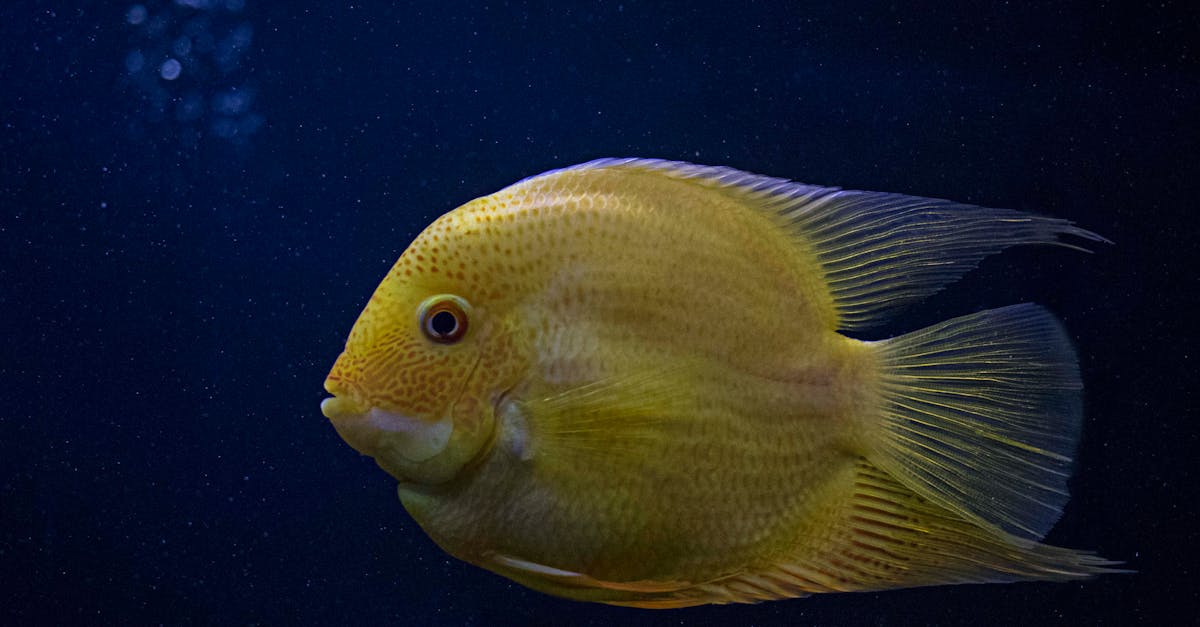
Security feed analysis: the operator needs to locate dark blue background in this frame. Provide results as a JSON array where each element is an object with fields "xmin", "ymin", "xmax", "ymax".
[{"xmin": 2, "ymin": 1, "xmax": 1196, "ymax": 624}]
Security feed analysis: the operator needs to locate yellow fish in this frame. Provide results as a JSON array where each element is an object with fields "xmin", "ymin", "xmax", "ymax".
[{"xmin": 321, "ymin": 158, "xmax": 1118, "ymax": 608}]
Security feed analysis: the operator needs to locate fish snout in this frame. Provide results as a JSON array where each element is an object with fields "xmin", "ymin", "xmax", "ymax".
[
  {"xmin": 322, "ymin": 396, "xmax": 452, "ymax": 457},
  {"xmin": 321, "ymin": 372, "xmax": 456, "ymax": 482},
  {"xmin": 320, "ymin": 352, "xmax": 493, "ymax": 485}
]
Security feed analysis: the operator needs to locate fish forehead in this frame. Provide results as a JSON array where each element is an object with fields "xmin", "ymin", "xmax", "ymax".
[{"xmin": 399, "ymin": 166, "xmax": 771, "ymax": 286}]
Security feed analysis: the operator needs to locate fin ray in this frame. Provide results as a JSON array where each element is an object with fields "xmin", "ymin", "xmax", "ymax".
[
  {"xmin": 866, "ymin": 303, "xmax": 1085, "ymax": 540},
  {"xmin": 583, "ymin": 461, "xmax": 1121, "ymax": 608},
  {"xmin": 518, "ymin": 363, "xmax": 702, "ymax": 465}
]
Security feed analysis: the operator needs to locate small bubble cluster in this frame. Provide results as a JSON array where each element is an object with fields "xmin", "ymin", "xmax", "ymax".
[{"xmin": 120, "ymin": 1, "xmax": 263, "ymax": 150}]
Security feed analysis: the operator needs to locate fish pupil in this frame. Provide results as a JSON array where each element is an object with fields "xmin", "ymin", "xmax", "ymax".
[{"xmin": 430, "ymin": 310, "xmax": 458, "ymax": 336}]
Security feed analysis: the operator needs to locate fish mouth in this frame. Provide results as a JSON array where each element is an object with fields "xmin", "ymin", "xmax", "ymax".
[{"xmin": 320, "ymin": 394, "xmax": 453, "ymax": 465}]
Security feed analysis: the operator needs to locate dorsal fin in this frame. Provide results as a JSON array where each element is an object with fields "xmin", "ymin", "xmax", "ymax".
[{"xmin": 544, "ymin": 158, "xmax": 1107, "ymax": 331}]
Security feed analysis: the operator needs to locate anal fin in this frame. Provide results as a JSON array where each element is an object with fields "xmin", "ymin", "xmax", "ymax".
[
  {"xmin": 649, "ymin": 460, "xmax": 1119, "ymax": 607},
  {"xmin": 484, "ymin": 458, "xmax": 1120, "ymax": 609}
]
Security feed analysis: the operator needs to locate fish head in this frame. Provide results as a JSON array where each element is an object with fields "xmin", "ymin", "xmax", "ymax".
[{"xmin": 321, "ymin": 206, "xmax": 530, "ymax": 486}]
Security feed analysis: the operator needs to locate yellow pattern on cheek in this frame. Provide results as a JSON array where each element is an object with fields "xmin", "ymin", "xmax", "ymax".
[{"xmin": 329, "ymin": 318, "xmax": 474, "ymax": 417}]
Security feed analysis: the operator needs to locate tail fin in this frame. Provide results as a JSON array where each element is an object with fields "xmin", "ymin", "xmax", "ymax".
[{"xmin": 865, "ymin": 303, "xmax": 1084, "ymax": 541}]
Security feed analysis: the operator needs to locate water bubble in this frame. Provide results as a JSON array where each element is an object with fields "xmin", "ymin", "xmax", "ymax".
[
  {"xmin": 126, "ymin": 4, "xmax": 147, "ymax": 25},
  {"xmin": 160, "ymin": 58, "xmax": 183, "ymax": 80},
  {"xmin": 212, "ymin": 88, "xmax": 252, "ymax": 115},
  {"xmin": 214, "ymin": 23, "xmax": 253, "ymax": 72},
  {"xmin": 121, "ymin": 0, "xmax": 264, "ymax": 153},
  {"xmin": 124, "ymin": 50, "xmax": 145, "ymax": 74}
]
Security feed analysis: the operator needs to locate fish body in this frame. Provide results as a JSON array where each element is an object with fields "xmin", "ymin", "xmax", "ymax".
[{"xmin": 322, "ymin": 159, "xmax": 1117, "ymax": 607}]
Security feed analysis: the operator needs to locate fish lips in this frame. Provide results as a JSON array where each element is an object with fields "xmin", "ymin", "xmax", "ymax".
[{"xmin": 320, "ymin": 395, "xmax": 454, "ymax": 467}]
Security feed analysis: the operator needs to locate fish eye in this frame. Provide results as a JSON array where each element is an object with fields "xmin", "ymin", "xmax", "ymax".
[{"xmin": 419, "ymin": 295, "xmax": 470, "ymax": 344}]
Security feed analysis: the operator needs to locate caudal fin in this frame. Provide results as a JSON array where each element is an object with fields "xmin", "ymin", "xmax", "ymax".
[{"xmin": 866, "ymin": 303, "xmax": 1086, "ymax": 541}]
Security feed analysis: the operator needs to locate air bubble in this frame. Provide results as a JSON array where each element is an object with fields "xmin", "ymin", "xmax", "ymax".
[
  {"xmin": 125, "ymin": 50, "xmax": 145, "ymax": 74},
  {"xmin": 126, "ymin": 4, "xmax": 148, "ymax": 25},
  {"xmin": 213, "ymin": 88, "xmax": 252, "ymax": 115},
  {"xmin": 160, "ymin": 58, "xmax": 183, "ymax": 80},
  {"xmin": 121, "ymin": 0, "xmax": 263, "ymax": 151}
]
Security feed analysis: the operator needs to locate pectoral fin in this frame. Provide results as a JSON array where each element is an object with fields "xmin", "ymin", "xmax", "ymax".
[{"xmin": 517, "ymin": 363, "xmax": 702, "ymax": 465}]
